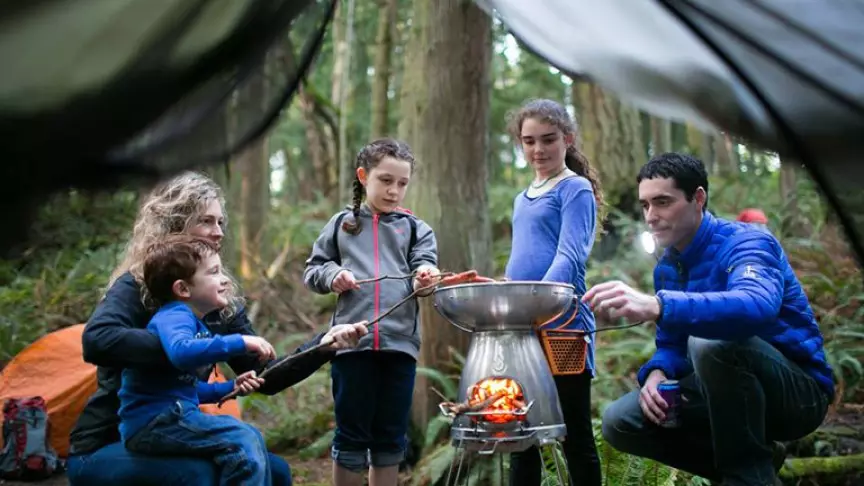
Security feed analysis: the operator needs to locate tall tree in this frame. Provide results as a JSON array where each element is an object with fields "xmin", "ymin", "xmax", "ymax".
[
  {"xmin": 572, "ymin": 82, "xmax": 645, "ymax": 213},
  {"xmin": 370, "ymin": 0, "xmax": 398, "ymax": 138},
  {"xmin": 398, "ymin": 0, "xmax": 493, "ymax": 428}
]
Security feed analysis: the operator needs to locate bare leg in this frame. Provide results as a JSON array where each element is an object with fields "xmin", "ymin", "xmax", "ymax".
[
  {"xmin": 369, "ymin": 464, "xmax": 399, "ymax": 486},
  {"xmin": 333, "ymin": 462, "xmax": 364, "ymax": 486}
]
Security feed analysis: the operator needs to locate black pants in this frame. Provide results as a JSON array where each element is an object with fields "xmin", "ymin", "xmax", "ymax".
[{"xmin": 509, "ymin": 373, "xmax": 601, "ymax": 486}]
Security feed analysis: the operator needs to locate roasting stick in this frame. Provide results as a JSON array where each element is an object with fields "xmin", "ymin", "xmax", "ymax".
[{"xmin": 217, "ymin": 270, "xmax": 488, "ymax": 407}]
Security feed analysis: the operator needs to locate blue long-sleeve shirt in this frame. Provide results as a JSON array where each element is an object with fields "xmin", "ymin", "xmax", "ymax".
[
  {"xmin": 118, "ymin": 301, "xmax": 248, "ymax": 441},
  {"xmin": 505, "ymin": 175, "xmax": 597, "ymax": 375}
]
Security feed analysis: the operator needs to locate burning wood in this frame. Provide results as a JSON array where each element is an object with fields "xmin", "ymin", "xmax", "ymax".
[
  {"xmin": 440, "ymin": 391, "xmax": 508, "ymax": 416},
  {"xmin": 438, "ymin": 377, "xmax": 528, "ymax": 424}
]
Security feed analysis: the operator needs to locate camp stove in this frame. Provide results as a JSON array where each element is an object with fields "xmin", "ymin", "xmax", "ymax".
[{"xmin": 432, "ymin": 281, "xmax": 577, "ymax": 485}]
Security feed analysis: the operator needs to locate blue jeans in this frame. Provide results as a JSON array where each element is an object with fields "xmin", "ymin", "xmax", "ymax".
[
  {"xmin": 68, "ymin": 408, "xmax": 292, "ymax": 486},
  {"xmin": 601, "ymin": 337, "xmax": 829, "ymax": 486},
  {"xmin": 124, "ymin": 402, "xmax": 271, "ymax": 486},
  {"xmin": 67, "ymin": 443, "xmax": 292, "ymax": 486},
  {"xmin": 331, "ymin": 351, "xmax": 417, "ymax": 472}
]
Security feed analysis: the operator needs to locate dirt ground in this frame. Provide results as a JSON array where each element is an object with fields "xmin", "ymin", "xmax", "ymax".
[{"xmin": 3, "ymin": 405, "xmax": 862, "ymax": 486}]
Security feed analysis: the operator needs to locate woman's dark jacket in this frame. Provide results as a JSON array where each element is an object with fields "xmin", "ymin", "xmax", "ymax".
[{"xmin": 68, "ymin": 272, "xmax": 333, "ymax": 455}]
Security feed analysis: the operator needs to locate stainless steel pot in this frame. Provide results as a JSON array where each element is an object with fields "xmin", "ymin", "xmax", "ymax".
[{"xmin": 432, "ymin": 281, "xmax": 576, "ymax": 454}]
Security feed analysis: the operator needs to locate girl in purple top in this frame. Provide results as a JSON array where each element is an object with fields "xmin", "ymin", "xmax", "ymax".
[{"xmin": 504, "ymin": 99, "xmax": 604, "ymax": 486}]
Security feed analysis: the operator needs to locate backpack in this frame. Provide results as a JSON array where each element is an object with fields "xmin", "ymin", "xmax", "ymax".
[
  {"xmin": 0, "ymin": 397, "xmax": 60, "ymax": 480},
  {"xmin": 332, "ymin": 211, "xmax": 417, "ymax": 264}
]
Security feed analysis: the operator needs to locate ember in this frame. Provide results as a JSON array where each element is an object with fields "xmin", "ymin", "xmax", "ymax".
[{"xmin": 468, "ymin": 377, "xmax": 526, "ymax": 423}]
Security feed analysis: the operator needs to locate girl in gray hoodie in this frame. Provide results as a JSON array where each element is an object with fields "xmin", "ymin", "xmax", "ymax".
[{"xmin": 303, "ymin": 138, "xmax": 439, "ymax": 486}]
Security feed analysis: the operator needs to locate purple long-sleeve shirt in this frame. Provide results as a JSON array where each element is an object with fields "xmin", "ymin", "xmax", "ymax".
[{"xmin": 505, "ymin": 175, "xmax": 597, "ymax": 374}]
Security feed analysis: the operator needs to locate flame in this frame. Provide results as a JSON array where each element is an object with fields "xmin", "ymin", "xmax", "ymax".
[{"xmin": 468, "ymin": 377, "xmax": 525, "ymax": 423}]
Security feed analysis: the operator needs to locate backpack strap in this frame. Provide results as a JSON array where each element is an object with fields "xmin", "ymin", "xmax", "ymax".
[
  {"xmin": 332, "ymin": 211, "xmax": 417, "ymax": 265},
  {"xmin": 332, "ymin": 211, "xmax": 349, "ymax": 265}
]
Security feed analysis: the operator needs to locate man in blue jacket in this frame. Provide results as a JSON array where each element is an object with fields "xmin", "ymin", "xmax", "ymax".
[{"xmin": 585, "ymin": 153, "xmax": 833, "ymax": 486}]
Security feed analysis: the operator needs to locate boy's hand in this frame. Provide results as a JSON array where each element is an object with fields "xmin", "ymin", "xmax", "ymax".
[
  {"xmin": 331, "ymin": 270, "xmax": 360, "ymax": 294},
  {"xmin": 242, "ymin": 336, "xmax": 276, "ymax": 363},
  {"xmin": 233, "ymin": 370, "xmax": 265, "ymax": 396},
  {"xmin": 414, "ymin": 266, "xmax": 441, "ymax": 296}
]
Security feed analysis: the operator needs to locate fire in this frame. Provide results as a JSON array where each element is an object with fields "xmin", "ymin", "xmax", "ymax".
[{"xmin": 468, "ymin": 377, "xmax": 526, "ymax": 424}]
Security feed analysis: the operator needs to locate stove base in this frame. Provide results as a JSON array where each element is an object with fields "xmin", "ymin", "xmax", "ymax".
[{"xmin": 450, "ymin": 424, "xmax": 567, "ymax": 454}]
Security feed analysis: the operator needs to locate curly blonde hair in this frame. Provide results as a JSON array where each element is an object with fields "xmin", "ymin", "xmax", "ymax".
[{"xmin": 110, "ymin": 171, "xmax": 244, "ymax": 317}]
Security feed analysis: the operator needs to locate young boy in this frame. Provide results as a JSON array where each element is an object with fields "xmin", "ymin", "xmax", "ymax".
[{"xmin": 118, "ymin": 235, "xmax": 277, "ymax": 486}]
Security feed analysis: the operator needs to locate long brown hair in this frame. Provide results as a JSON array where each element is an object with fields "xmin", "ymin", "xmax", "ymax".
[
  {"xmin": 506, "ymin": 98, "xmax": 607, "ymax": 225},
  {"xmin": 343, "ymin": 138, "xmax": 416, "ymax": 235}
]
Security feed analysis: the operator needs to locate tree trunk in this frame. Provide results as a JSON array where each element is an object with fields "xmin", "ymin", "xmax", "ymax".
[
  {"xmin": 237, "ymin": 138, "xmax": 269, "ymax": 282},
  {"xmin": 371, "ymin": 0, "xmax": 398, "ymax": 138},
  {"xmin": 572, "ymin": 82, "xmax": 644, "ymax": 213},
  {"xmin": 336, "ymin": 0, "xmax": 356, "ymax": 205},
  {"xmin": 399, "ymin": 0, "xmax": 492, "ymax": 430},
  {"xmin": 780, "ymin": 157, "xmax": 808, "ymax": 237},
  {"xmin": 714, "ymin": 133, "xmax": 740, "ymax": 176},
  {"xmin": 651, "ymin": 117, "xmax": 672, "ymax": 155},
  {"xmin": 298, "ymin": 84, "xmax": 332, "ymax": 198}
]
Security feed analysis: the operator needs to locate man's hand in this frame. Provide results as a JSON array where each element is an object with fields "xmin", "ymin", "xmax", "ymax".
[
  {"xmin": 331, "ymin": 270, "xmax": 360, "ymax": 294},
  {"xmin": 582, "ymin": 280, "xmax": 661, "ymax": 323},
  {"xmin": 414, "ymin": 266, "xmax": 442, "ymax": 296},
  {"xmin": 639, "ymin": 369, "xmax": 670, "ymax": 425},
  {"xmin": 233, "ymin": 370, "xmax": 265, "ymax": 396},
  {"xmin": 323, "ymin": 322, "xmax": 369, "ymax": 349},
  {"xmin": 242, "ymin": 336, "xmax": 276, "ymax": 363}
]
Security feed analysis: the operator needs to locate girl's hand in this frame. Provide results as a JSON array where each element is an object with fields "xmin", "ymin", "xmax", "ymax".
[
  {"xmin": 233, "ymin": 371, "xmax": 265, "ymax": 396},
  {"xmin": 331, "ymin": 270, "xmax": 360, "ymax": 294},
  {"xmin": 414, "ymin": 266, "xmax": 442, "ymax": 295}
]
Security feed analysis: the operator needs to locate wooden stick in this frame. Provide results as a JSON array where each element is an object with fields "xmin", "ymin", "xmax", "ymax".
[
  {"xmin": 216, "ymin": 269, "xmax": 489, "ymax": 406},
  {"xmin": 441, "ymin": 391, "xmax": 508, "ymax": 416},
  {"xmin": 218, "ymin": 279, "xmax": 440, "ymax": 406}
]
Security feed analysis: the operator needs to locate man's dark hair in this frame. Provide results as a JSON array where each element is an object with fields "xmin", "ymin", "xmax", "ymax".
[
  {"xmin": 143, "ymin": 235, "xmax": 219, "ymax": 306},
  {"xmin": 637, "ymin": 152, "xmax": 710, "ymax": 209}
]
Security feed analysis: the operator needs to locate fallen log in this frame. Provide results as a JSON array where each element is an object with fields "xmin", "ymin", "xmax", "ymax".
[{"xmin": 779, "ymin": 453, "xmax": 864, "ymax": 483}]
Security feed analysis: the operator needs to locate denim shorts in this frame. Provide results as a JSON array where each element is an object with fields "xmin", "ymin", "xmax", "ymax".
[{"xmin": 330, "ymin": 351, "xmax": 417, "ymax": 472}]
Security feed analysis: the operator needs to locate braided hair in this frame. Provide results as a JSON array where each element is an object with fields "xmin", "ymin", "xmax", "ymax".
[{"xmin": 342, "ymin": 138, "xmax": 416, "ymax": 235}]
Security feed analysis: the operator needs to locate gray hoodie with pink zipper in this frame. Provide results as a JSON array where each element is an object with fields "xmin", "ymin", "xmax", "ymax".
[{"xmin": 303, "ymin": 205, "xmax": 438, "ymax": 359}]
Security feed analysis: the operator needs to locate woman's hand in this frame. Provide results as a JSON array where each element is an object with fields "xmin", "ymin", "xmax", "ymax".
[
  {"xmin": 241, "ymin": 336, "xmax": 276, "ymax": 363},
  {"xmin": 233, "ymin": 370, "xmax": 265, "ymax": 396},
  {"xmin": 322, "ymin": 322, "xmax": 370, "ymax": 349},
  {"xmin": 331, "ymin": 270, "xmax": 360, "ymax": 294}
]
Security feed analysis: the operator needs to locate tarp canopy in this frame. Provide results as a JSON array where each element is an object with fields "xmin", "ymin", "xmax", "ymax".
[
  {"xmin": 0, "ymin": 0, "xmax": 334, "ymax": 255},
  {"xmin": 0, "ymin": 0, "xmax": 863, "ymax": 268}
]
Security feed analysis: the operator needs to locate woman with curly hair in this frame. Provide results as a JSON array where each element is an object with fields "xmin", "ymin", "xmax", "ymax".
[{"xmin": 67, "ymin": 171, "xmax": 367, "ymax": 486}]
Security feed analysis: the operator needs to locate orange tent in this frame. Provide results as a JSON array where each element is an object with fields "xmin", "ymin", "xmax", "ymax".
[{"xmin": 0, "ymin": 324, "xmax": 241, "ymax": 458}]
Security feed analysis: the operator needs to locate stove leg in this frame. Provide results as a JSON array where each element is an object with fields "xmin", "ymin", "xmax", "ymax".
[
  {"xmin": 447, "ymin": 445, "xmax": 474, "ymax": 486},
  {"xmin": 539, "ymin": 442, "xmax": 571, "ymax": 486}
]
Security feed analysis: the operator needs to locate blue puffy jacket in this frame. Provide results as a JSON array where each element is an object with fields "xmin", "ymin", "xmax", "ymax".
[{"xmin": 637, "ymin": 212, "xmax": 835, "ymax": 398}]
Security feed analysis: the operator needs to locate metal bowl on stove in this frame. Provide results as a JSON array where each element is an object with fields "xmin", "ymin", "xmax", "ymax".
[{"xmin": 432, "ymin": 281, "xmax": 575, "ymax": 332}]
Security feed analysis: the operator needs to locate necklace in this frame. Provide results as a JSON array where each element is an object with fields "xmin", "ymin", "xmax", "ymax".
[{"xmin": 530, "ymin": 167, "xmax": 567, "ymax": 189}]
